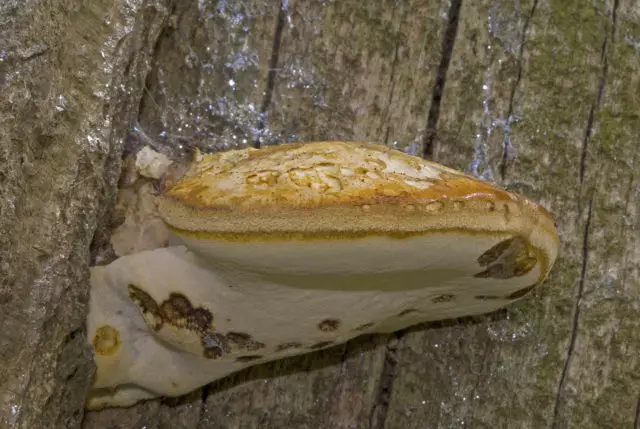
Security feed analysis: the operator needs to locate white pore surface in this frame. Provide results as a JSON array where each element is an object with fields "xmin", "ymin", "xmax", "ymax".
[{"xmin": 87, "ymin": 233, "xmax": 541, "ymax": 408}]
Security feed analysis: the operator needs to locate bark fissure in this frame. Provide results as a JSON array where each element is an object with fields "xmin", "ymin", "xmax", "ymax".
[
  {"xmin": 369, "ymin": 334, "xmax": 399, "ymax": 429},
  {"xmin": 422, "ymin": 0, "xmax": 462, "ymax": 159},
  {"xmin": 499, "ymin": 0, "xmax": 537, "ymax": 181},
  {"xmin": 382, "ymin": 40, "xmax": 400, "ymax": 145},
  {"xmin": 579, "ymin": 33, "xmax": 609, "ymax": 186},
  {"xmin": 611, "ymin": 0, "xmax": 619, "ymax": 43},
  {"xmin": 199, "ymin": 384, "xmax": 211, "ymax": 421},
  {"xmin": 254, "ymin": 1, "xmax": 286, "ymax": 149},
  {"xmin": 136, "ymin": 3, "xmax": 176, "ymax": 121},
  {"xmin": 551, "ymin": 194, "xmax": 594, "ymax": 429}
]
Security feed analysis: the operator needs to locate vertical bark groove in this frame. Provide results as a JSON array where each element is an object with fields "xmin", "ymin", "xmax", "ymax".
[
  {"xmin": 579, "ymin": 36, "xmax": 608, "ymax": 187},
  {"xmin": 551, "ymin": 193, "xmax": 594, "ymax": 429},
  {"xmin": 422, "ymin": 0, "xmax": 462, "ymax": 160},
  {"xmin": 369, "ymin": 335, "xmax": 399, "ymax": 429},
  {"xmin": 499, "ymin": 0, "xmax": 537, "ymax": 182},
  {"xmin": 382, "ymin": 40, "xmax": 400, "ymax": 145},
  {"xmin": 255, "ymin": 0, "xmax": 286, "ymax": 149}
]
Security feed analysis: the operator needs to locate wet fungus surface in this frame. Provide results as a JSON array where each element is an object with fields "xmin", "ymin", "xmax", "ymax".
[{"xmin": 86, "ymin": 141, "xmax": 559, "ymax": 409}]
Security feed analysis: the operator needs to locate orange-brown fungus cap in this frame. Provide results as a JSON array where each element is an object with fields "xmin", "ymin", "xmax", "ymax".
[{"xmin": 157, "ymin": 141, "xmax": 557, "ymax": 245}]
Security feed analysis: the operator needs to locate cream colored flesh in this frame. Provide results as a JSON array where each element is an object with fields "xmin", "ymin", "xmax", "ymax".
[{"xmin": 87, "ymin": 231, "xmax": 547, "ymax": 409}]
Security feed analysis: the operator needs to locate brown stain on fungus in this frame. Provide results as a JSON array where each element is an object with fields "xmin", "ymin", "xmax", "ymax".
[
  {"xmin": 309, "ymin": 341, "xmax": 334, "ymax": 350},
  {"xmin": 128, "ymin": 284, "xmax": 163, "ymax": 331},
  {"xmin": 475, "ymin": 295, "xmax": 504, "ymax": 301},
  {"xmin": 235, "ymin": 355, "xmax": 263, "ymax": 362},
  {"xmin": 226, "ymin": 331, "xmax": 265, "ymax": 351},
  {"xmin": 354, "ymin": 322, "xmax": 374, "ymax": 331},
  {"xmin": 159, "ymin": 292, "xmax": 213, "ymax": 332},
  {"xmin": 93, "ymin": 325, "xmax": 121, "ymax": 356},
  {"xmin": 475, "ymin": 284, "xmax": 538, "ymax": 302},
  {"xmin": 128, "ymin": 285, "xmax": 271, "ymax": 360},
  {"xmin": 431, "ymin": 294, "xmax": 455, "ymax": 303},
  {"xmin": 506, "ymin": 284, "xmax": 538, "ymax": 300},
  {"xmin": 474, "ymin": 236, "xmax": 538, "ymax": 279},
  {"xmin": 201, "ymin": 332, "xmax": 228, "ymax": 359},
  {"xmin": 275, "ymin": 342, "xmax": 303, "ymax": 352},
  {"xmin": 318, "ymin": 318, "xmax": 341, "ymax": 332}
]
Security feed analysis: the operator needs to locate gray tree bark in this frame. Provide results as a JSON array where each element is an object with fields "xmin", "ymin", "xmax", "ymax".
[
  {"xmin": 1, "ymin": 0, "xmax": 637, "ymax": 428},
  {"xmin": 0, "ymin": 0, "xmax": 171, "ymax": 427}
]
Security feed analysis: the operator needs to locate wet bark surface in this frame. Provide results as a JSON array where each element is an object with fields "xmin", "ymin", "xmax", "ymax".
[
  {"xmin": 1, "ymin": 0, "xmax": 637, "ymax": 428},
  {"xmin": 0, "ymin": 0, "xmax": 172, "ymax": 427}
]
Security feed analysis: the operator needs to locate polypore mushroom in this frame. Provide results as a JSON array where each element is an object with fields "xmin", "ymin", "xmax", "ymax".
[{"xmin": 86, "ymin": 141, "xmax": 559, "ymax": 409}]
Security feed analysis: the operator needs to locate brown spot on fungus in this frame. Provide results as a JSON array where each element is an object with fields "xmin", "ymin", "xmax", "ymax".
[
  {"xmin": 309, "ymin": 341, "xmax": 334, "ymax": 350},
  {"xmin": 159, "ymin": 292, "xmax": 214, "ymax": 334},
  {"xmin": 275, "ymin": 342, "xmax": 303, "ymax": 352},
  {"xmin": 226, "ymin": 331, "xmax": 265, "ymax": 351},
  {"xmin": 201, "ymin": 333, "xmax": 228, "ymax": 359},
  {"xmin": 506, "ymin": 284, "xmax": 538, "ymax": 300},
  {"xmin": 128, "ymin": 284, "xmax": 163, "ymax": 331},
  {"xmin": 93, "ymin": 325, "xmax": 121, "ymax": 356},
  {"xmin": 475, "ymin": 295, "xmax": 504, "ymax": 301},
  {"xmin": 318, "ymin": 318, "xmax": 341, "ymax": 332},
  {"xmin": 128, "ymin": 285, "xmax": 227, "ymax": 359},
  {"xmin": 354, "ymin": 322, "xmax": 374, "ymax": 331},
  {"xmin": 398, "ymin": 308, "xmax": 419, "ymax": 317},
  {"xmin": 474, "ymin": 236, "xmax": 539, "ymax": 279},
  {"xmin": 431, "ymin": 294, "xmax": 455, "ymax": 303},
  {"xmin": 235, "ymin": 355, "xmax": 263, "ymax": 362}
]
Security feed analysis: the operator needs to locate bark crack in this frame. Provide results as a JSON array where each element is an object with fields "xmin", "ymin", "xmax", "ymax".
[
  {"xmin": 611, "ymin": 0, "xmax": 619, "ymax": 44},
  {"xmin": 369, "ymin": 334, "xmax": 400, "ymax": 429},
  {"xmin": 579, "ymin": 36, "xmax": 608, "ymax": 186},
  {"xmin": 422, "ymin": 0, "xmax": 463, "ymax": 160},
  {"xmin": 198, "ymin": 383, "xmax": 211, "ymax": 421},
  {"xmin": 382, "ymin": 40, "xmax": 400, "ymax": 145},
  {"xmin": 551, "ymin": 193, "xmax": 594, "ymax": 429},
  {"xmin": 136, "ymin": 2, "xmax": 177, "ymax": 122},
  {"xmin": 254, "ymin": 1, "xmax": 286, "ymax": 149},
  {"xmin": 579, "ymin": 0, "xmax": 615, "ymax": 188},
  {"xmin": 499, "ymin": 0, "xmax": 537, "ymax": 181}
]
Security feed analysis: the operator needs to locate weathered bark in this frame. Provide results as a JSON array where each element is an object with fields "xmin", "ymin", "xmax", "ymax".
[
  {"xmin": 2, "ymin": 0, "xmax": 637, "ymax": 428},
  {"xmin": 0, "ymin": 0, "xmax": 172, "ymax": 428},
  {"xmin": 82, "ymin": 1, "xmax": 640, "ymax": 429}
]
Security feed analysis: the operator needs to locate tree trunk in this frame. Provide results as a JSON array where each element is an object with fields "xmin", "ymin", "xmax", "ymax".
[
  {"xmin": 0, "ymin": 0, "xmax": 171, "ymax": 427},
  {"xmin": 2, "ymin": 0, "xmax": 637, "ymax": 428}
]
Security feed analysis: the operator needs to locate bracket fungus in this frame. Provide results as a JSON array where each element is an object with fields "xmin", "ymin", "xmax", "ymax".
[{"xmin": 87, "ymin": 141, "xmax": 559, "ymax": 409}]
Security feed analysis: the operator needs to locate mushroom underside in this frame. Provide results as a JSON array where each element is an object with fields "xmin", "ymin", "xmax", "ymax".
[{"xmin": 87, "ymin": 230, "xmax": 548, "ymax": 409}]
